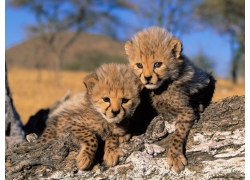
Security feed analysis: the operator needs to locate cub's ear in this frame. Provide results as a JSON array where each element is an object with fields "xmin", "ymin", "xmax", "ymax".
[
  {"xmin": 124, "ymin": 40, "xmax": 133, "ymax": 56},
  {"xmin": 168, "ymin": 37, "xmax": 182, "ymax": 59},
  {"xmin": 83, "ymin": 73, "xmax": 98, "ymax": 94}
]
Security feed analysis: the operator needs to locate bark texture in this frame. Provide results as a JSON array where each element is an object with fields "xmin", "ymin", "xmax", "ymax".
[
  {"xmin": 5, "ymin": 63, "xmax": 26, "ymax": 149},
  {"xmin": 5, "ymin": 95, "xmax": 245, "ymax": 180}
]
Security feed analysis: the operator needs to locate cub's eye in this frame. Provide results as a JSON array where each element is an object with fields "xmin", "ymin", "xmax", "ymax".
[
  {"xmin": 122, "ymin": 98, "xmax": 129, "ymax": 104},
  {"xmin": 102, "ymin": 97, "xmax": 110, "ymax": 102},
  {"xmin": 136, "ymin": 63, "xmax": 143, "ymax": 69},
  {"xmin": 154, "ymin": 62, "xmax": 162, "ymax": 68}
]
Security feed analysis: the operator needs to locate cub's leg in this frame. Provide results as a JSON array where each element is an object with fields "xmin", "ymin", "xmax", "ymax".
[
  {"xmin": 38, "ymin": 118, "xmax": 65, "ymax": 143},
  {"xmin": 38, "ymin": 124, "xmax": 57, "ymax": 143},
  {"xmin": 71, "ymin": 128, "xmax": 98, "ymax": 170},
  {"xmin": 103, "ymin": 135, "xmax": 129, "ymax": 167},
  {"xmin": 167, "ymin": 106, "xmax": 195, "ymax": 173}
]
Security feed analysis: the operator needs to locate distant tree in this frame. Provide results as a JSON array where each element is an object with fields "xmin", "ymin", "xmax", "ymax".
[
  {"xmin": 195, "ymin": 0, "xmax": 245, "ymax": 83},
  {"xmin": 135, "ymin": 0, "xmax": 201, "ymax": 37},
  {"xmin": 8, "ymin": 0, "xmax": 135, "ymax": 84},
  {"xmin": 191, "ymin": 50, "xmax": 215, "ymax": 73}
]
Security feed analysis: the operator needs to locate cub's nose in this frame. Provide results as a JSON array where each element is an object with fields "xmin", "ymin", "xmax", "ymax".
[
  {"xmin": 111, "ymin": 109, "xmax": 120, "ymax": 116},
  {"xmin": 144, "ymin": 76, "xmax": 152, "ymax": 82}
]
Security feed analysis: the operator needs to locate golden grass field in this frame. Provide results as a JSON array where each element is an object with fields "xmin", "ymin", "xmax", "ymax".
[{"xmin": 8, "ymin": 68, "xmax": 245, "ymax": 125}]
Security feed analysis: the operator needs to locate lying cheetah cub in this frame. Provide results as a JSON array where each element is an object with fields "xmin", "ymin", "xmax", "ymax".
[
  {"xmin": 125, "ymin": 26, "xmax": 215, "ymax": 173},
  {"xmin": 39, "ymin": 63, "xmax": 143, "ymax": 170}
]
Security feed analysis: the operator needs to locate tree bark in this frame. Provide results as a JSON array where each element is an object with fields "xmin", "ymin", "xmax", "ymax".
[
  {"xmin": 5, "ymin": 95, "xmax": 245, "ymax": 179},
  {"xmin": 5, "ymin": 63, "xmax": 26, "ymax": 149}
]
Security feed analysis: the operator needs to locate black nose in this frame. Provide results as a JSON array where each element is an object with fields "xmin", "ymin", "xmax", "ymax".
[
  {"xmin": 111, "ymin": 109, "xmax": 120, "ymax": 116},
  {"xmin": 144, "ymin": 76, "xmax": 152, "ymax": 81}
]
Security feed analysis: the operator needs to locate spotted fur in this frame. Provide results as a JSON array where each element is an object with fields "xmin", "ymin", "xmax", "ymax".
[
  {"xmin": 39, "ymin": 63, "xmax": 143, "ymax": 170},
  {"xmin": 125, "ymin": 26, "xmax": 216, "ymax": 173}
]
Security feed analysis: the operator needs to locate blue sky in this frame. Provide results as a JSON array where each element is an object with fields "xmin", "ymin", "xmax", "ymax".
[
  {"xmin": 5, "ymin": 1, "xmax": 234, "ymax": 77},
  {"xmin": 5, "ymin": 6, "xmax": 36, "ymax": 49}
]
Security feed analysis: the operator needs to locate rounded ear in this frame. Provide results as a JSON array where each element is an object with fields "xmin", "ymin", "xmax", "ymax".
[
  {"xmin": 124, "ymin": 40, "xmax": 133, "ymax": 56},
  {"xmin": 168, "ymin": 37, "xmax": 182, "ymax": 59},
  {"xmin": 83, "ymin": 73, "xmax": 98, "ymax": 94}
]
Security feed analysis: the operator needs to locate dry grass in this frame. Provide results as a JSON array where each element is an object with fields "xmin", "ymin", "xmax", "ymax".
[
  {"xmin": 8, "ymin": 68, "xmax": 89, "ymax": 124},
  {"xmin": 213, "ymin": 78, "xmax": 245, "ymax": 101},
  {"xmin": 8, "ymin": 68, "xmax": 245, "ymax": 125}
]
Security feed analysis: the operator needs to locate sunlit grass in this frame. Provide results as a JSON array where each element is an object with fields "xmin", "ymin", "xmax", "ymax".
[
  {"xmin": 8, "ymin": 68, "xmax": 89, "ymax": 124},
  {"xmin": 213, "ymin": 78, "xmax": 245, "ymax": 101},
  {"xmin": 8, "ymin": 68, "xmax": 245, "ymax": 125}
]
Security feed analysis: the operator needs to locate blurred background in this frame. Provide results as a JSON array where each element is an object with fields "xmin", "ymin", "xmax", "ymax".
[{"xmin": 5, "ymin": 0, "xmax": 245, "ymax": 125}]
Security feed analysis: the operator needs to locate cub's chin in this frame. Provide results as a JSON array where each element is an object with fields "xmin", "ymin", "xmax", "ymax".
[
  {"xmin": 145, "ymin": 80, "xmax": 164, "ymax": 90},
  {"xmin": 105, "ymin": 116, "xmax": 123, "ymax": 124},
  {"xmin": 145, "ymin": 84, "xmax": 158, "ymax": 89}
]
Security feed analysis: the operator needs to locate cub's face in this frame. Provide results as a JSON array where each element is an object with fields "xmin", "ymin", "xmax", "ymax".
[
  {"xmin": 125, "ymin": 27, "xmax": 183, "ymax": 90},
  {"xmin": 84, "ymin": 64, "xmax": 142, "ymax": 124},
  {"xmin": 90, "ymin": 84, "xmax": 136, "ymax": 124},
  {"xmin": 127, "ymin": 52, "xmax": 170, "ymax": 90}
]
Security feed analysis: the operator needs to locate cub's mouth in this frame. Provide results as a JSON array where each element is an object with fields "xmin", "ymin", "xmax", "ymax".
[
  {"xmin": 145, "ymin": 82, "xmax": 154, "ymax": 85},
  {"xmin": 143, "ymin": 77, "xmax": 163, "ymax": 85},
  {"xmin": 144, "ymin": 80, "xmax": 156, "ymax": 86},
  {"xmin": 144, "ymin": 78, "xmax": 164, "ymax": 90},
  {"xmin": 105, "ymin": 116, "xmax": 123, "ymax": 124}
]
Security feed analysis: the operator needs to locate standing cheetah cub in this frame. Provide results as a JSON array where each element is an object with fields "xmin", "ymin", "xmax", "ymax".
[
  {"xmin": 125, "ymin": 26, "xmax": 215, "ymax": 173},
  {"xmin": 39, "ymin": 63, "xmax": 143, "ymax": 170}
]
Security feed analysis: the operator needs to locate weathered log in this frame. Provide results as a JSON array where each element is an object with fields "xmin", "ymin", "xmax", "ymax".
[{"xmin": 5, "ymin": 95, "xmax": 245, "ymax": 179}]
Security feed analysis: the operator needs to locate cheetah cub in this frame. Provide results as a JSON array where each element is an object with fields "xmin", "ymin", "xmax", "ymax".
[
  {"xmin": 125, "ymin": 26, "xmax": 215, "ymax": 173},
  {"xmin": 39, "ymin": 63, "xmax": 143, "ymax": 170}
]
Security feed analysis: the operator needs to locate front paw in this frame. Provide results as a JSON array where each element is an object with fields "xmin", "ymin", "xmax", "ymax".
[
  {"xmin": 112, "ymin": 127, "xmax": 126, "ymax": 136},
  {"xmin": 118, "ymin": 134, "xmax": 131, "ymax": 143},
  {"xmin": 103, "ymin": 147, "xmax": 125, "ymax": 167},
  {"xmin": 100, "ymin": 129, "xmax": 112, "ymax": 141},
  {"xmin": 76, "ymin": 151, "xmax": 94, "ymax": 170},
  {"xmin": 167, "ymin": 148, "xmax": 187, "ymax": 173}
]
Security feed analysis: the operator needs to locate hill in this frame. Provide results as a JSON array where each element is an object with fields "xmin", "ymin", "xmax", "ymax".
[{"xmin": 5, "ymin": 31, "xmax": 127, "ymax": 71}]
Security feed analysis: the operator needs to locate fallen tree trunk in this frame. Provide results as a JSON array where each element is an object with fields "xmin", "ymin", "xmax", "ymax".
[{"xmin": 5, "ymin": 95, "xmax": 245, "ymax": 179}]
